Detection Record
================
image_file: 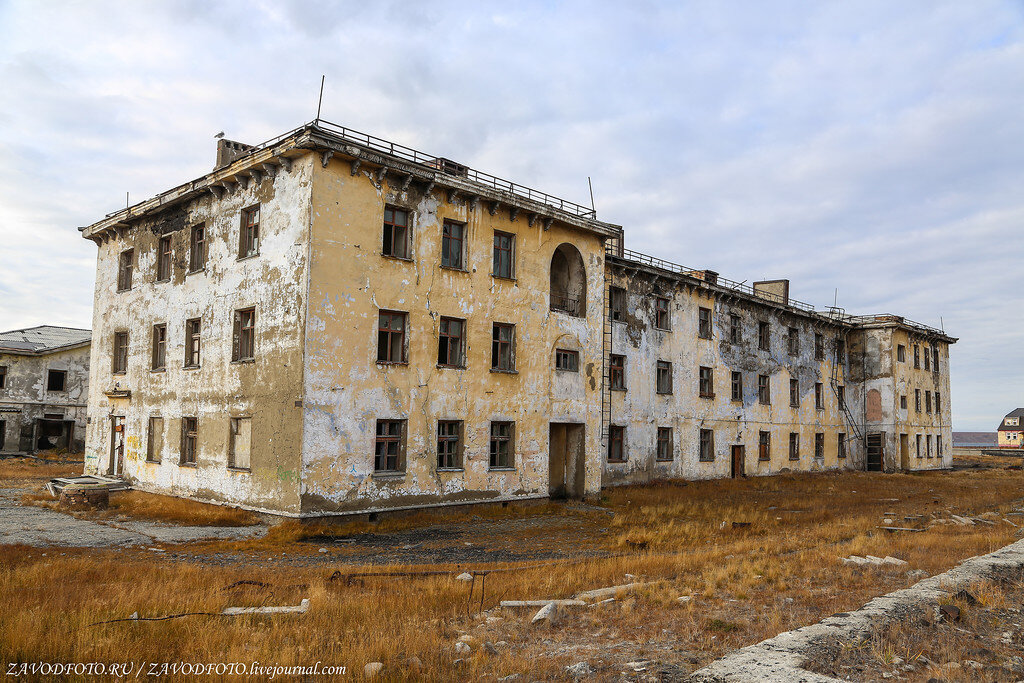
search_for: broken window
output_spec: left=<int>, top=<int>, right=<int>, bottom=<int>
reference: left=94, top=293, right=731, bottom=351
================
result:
left=932, top=347, right=940, bottom=372
left=699, top=428, right=714, bottom=462
left=837, top=385, right=845, bottom=409
left=925, top=391, right=932, bottom=413
left=180, top=417, right=197, bottom=465
left=699, top=366, right=714, bottom=398
left=923, top=348, right=930, bottom=371
left=731, top=371, right=742, bottom=401
left=900, top=394, right=907, bottom=410
left=491, top=323, right=515, bottom=372
left=382, top=206, right=411, bottom=259
left=656, top=360, right=672, bottom=395
left=374, top=419, right=405, bottom=472
left=189, top=224, right=206, bottom=272
left=758, top=431, right=770, bottom=461
left=729, top=314, right=742, bottom=344
left=608, top=425, right=625, bottom=462
left=113, top=331, right=128, bottom=374
left=935, top=392, right=941, bottom=413
left=788, top=432, right=799, bottom=460
left=185, top=318, right=201, bottom=368
left=790, top=378, right=799, bottom=407
left=0, top=366, right=6, bottom=389
left=916, top=434, right=922, bottom=458
left=151, top=324, right=167, bottom=371
left=838, top=433, right=847, bottom=459
left=437, top=420, right=463, bottom=469
left=758, top=321, right=770, bottom=350
left=549, top=244, right=586, bottom=316
left=654, top=297, right=670, bottom=330
left=814, top=333, right=824, bottom=361
left=814, top=432, right=824, bottom=460
left=147, top=416, right=163, bottom=463
left=440, top=219, right=464, bottom=269
left=897, top=344, right=906, bottom=362
left=229, top=417, right=252, bottom=470
left=915, top=389, right=921, bottom=412
left=698, top=307, right=712, bottom=339
left=610, top=354, right=626, bottom=390
left=555, top=349, right=579, bottom=372
left=787, top=327, right=799, bottom=356
left=157, top=235, right=172, bottom=282
left=835, top=337, right=846, bottom=362
left=926, top=434, right=933, bottom=458
left=492, top=231, right=515, bottom=279
left=656, top=427, right=673, bottom=461
left=489, top=421, right=514, bottom=468
left=239, top=205, right=260, bottom=258
left=610, top=286, right=626, bottom=322
left=377, top=310, right=407, bottom=364
left=46, top=369, right=66, bottom=392
left=815, top=382, right=823, bottom=410
left=233, top=307, right=256, bottom=362
left=117, top=249, right=134, bottom=291
left=437, top=317, right=465, bottom=368
left=758, top=374, right=770, bottom=405
left=913, top=345, right=920, bottom=369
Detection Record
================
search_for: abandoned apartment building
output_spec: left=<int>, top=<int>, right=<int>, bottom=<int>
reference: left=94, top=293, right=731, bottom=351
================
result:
left=77, top=121, right=956, bottom=517
left=0, top=325, right=91, bottom=454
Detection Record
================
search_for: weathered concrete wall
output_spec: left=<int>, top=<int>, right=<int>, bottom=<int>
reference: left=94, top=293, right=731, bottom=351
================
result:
left=299, top=158, right=606, bottom=513
left=0, top=346, right=90, bottom=453
left=604, top=264, right=857, bottom=484
left=82, top=155, right=313, bottom=514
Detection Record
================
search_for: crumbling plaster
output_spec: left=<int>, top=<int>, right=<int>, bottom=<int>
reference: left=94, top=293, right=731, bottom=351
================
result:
left=0, top=346, right=90, bottom=453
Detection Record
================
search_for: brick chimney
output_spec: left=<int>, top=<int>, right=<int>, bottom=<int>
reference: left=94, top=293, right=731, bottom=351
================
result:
left=215, top=138, right=253, bottom=169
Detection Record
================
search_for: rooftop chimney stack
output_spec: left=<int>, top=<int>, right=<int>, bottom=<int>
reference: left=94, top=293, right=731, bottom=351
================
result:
left=215, top=138, right=253, bottom=169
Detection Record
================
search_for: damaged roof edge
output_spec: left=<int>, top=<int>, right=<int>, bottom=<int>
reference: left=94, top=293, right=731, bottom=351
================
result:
left=79, top=121, right=623, bottom=242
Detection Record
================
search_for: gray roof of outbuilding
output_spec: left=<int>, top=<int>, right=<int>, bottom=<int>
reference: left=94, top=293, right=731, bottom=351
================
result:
left=0, top=325, right=92, bottom=355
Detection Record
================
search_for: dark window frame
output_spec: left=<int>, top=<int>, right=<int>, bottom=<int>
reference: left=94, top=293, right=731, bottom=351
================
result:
left=656, top=427, right=673, bottom=462
left=656, top=360, right=673, bottom=395
left=382, top=205, right=412, bottom=260
left=815, top=382, right=824, bottom=410
left=239, top=205, right=260, bottom=259
left=151, top=324, right=167, bottom=371
left=180, top=416, right=198, bottom=466
left=117, top=249, right=134, bottom=291
left=814, top=432, right=824, bottom=460
left=156, top=235, right=172, bottom=282
left=492, top=231, right=515, bottom=279
left=654, top=297, right=671, bottom=331
left=758, top=374, right=770, bottom=405
left=610, top=354, right=626, bottom=391
left=555, top=348, right=580, bottom=372
left=189, top=224, right=207, bottom=273
left=789, top=378, right=800, bottom=407
left=610, top=286, right=626, bottom=322
left=607, top=425, right=626, bottom=463
left=491, top=323, right=516, bottom=372
left=440, top=219, right=465, bottom=270
left=729, top=314, right=742, bottom=344
left=698, top=428, right=715, bottom=462
left=113, top=331, right=129, bottom=375
left=437, top=316, right=465, bottom=368
left=731, top=371, right=742, bottom=402
left=698, top=307, right=712, bottom=339
left=374, top=419, right=406, bottom=473
left=0, top=366, right=7, bottom=389
left=758, top=431, right=771, bottom=461
left=489, top=421, right=515, bottom=469
left=437, top=420, right=463, bottom=470
left=146, top=416, right=163, bottom=464
left=814, top=332, right=824, bottom=361
left=377, top=310, right=408, bottom=364
left=184, top=318, right=201, bottom=368
left=838, top=433, right=847, bottom=459
left=788, top=432, right=799, bottom=461
left=758, top=321, right=770, bottom=351
left=699, top=366, right=714, bottom=398
left=897, top=344, right=906, bottom=363
left=787, top=327, right=799, bottom=356
left=232, top=307, right=256, bottom=362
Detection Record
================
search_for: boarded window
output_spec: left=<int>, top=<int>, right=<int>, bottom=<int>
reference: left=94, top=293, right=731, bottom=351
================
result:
left=377, top=310, right=407, bottom=364
left=815, top=432, right=824, bottom=460
left=555, top=349, right=579, bottom=372
left=117, top=249, right=134, bottom=291
left=731, top=371, right=742, bottom=401
left=838, top=433, right=847, bottom=459
left=46, top=369, right=67, bottom=392
left=607, top=425, right=625, bottom=462
left=185, top=318, right=201, bottom=368
left=491, top=323, right=515, bottom=371
left=157, top=236, right=172, bottom=281
left=374, top=419, right=405, bottom=472
left=815, top=382, right=823, bottom=409
left=814, top=333, right=824, bottom=361
left=788, top=432, right=799, bottom=460
left=492, top=231, right=515, bottom=278
left=189, top=224, right=206, bottom=272
left=181, top=417, right=197, bottom=465
left=437, top=420, right=463, bottom=469
left=233, top=307, right=256, bottom=362
left=113, top=332, right=129, bottom=374
left=489, top=421, right=514, bottom=468
left=610, top=287, right=626, bottom=322
left=654, top=297, right=670, bottom=330
left=758, top=431, right=770, bottom=461
left=441, top=219, right=464, bottom=269
left=758, top=321, right=770, bottom=350
left=239, top=205, right=260, bottom=258
left=787, top=327, right=799, bottom=355
left=151, top=324, right=167, bottom=370
left=147, top=416, right=163, bottom=463
left=656, top=360, right=672, bottom=395
left=698, top=307, right=712, bottom=339
left=610, top=354, right=626, bottom=390
left=437, top=317, right=465, bottom=367
left=758, top=374, right=770, bottom=405
left=699, top=428, right=714, bottom=462
left=229, top=417, right=252, bottom=469
left=699, top=366, right=714, bottom=398
left=656, top=427, right=673, bottom=461
left=383, top=206, right=411, bottom=259
left=790, top=378, right=799, bottom=407
left=729, top=314, right=741, bottom=344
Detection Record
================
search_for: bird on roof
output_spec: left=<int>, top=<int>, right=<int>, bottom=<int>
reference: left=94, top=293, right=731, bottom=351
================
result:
left=215, top=131, right=225, bottom=138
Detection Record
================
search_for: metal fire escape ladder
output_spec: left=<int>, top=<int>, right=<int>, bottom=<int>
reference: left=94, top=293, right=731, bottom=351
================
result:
left=600, top=248, right=614, bottom=450
left=827, top=306, right=864, bottom=444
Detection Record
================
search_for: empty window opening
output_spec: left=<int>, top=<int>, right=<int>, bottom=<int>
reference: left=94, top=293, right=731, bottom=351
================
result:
left=837, top=385, right=846, bottom=409
left=555, top=348, right=579, bottom=372
left=549, top=243, right=587, bottom=316
left=915, top=389, right=921, bottom=412
left=440, top=219, right=464, bottom=269
left=233, top=307, right=256, bottom=362
left=654, top=297, right=670, bottom=330
left=374, top=419, right=406, bottom=472
left=377, top=310, right=407, bottom=364
left=239, top=205, right=260, bottom=258
left=923, top=348, right=930, bottom=371
left=925, top=391, right=932, bottom=413
left=932, top=347, right=940, bottom=371
left=814, top=332, right=824, bottom=361
left=935, top=392, right=941, bottom=413
left=489, top=421, right=514, bottom=468
left=656, top=427, right=673, bottom=461
left=916, top=434, right=923, bottom=458
left=900, top=394, right=908, bottom=410
left=0, top=366, right=7, bottom=389
left=838, top=433, right=847, bottom=459
left=926, top=434, right=933, bottom=458
left=437, top=317, right=465, bottom=368
left=382, top=206, right=411, bottom=259
left=46, top=369, right=67, bottom=392
left=491, top=323, right=515, bottom=371
left=437, top=420, right=463, bottom=469
left=609, top=286, right=626, bottom=322
left=229, top=417, right=252, bottom=469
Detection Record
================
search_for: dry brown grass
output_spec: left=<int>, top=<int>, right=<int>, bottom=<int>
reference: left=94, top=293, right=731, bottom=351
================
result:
left=0, top=458, right=80, bottom=484
left=2, top=468, right=1024, bottom=680
left=23, top=489, right=260, bottom=527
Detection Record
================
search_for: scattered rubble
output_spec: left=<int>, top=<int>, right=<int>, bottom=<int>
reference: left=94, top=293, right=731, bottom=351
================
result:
left=840, top=555, right=907, bottom=567
left=222, top=598, right=309, bottom=616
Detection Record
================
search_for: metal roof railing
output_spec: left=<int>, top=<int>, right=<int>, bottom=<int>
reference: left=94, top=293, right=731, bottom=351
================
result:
left=841, top=314, right=949, bottom=338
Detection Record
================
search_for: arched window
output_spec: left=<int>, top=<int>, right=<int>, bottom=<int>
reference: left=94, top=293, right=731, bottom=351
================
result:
left=549, top=244, right=587, bottom=317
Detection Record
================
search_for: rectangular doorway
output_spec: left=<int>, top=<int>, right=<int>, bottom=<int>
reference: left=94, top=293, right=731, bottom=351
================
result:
left=866, top=432, right=884, bottom=472
left=548, top=423, right=585, bottom=499
left=108, top=416, right=125, bottom=476
left=731, top=445, right=745, bottom=478
left=899, top=433, right=910, bottom=470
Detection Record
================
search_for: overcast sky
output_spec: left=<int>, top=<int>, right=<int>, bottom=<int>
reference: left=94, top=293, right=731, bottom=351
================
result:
left=1, top=1, right=1021, bottom=430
